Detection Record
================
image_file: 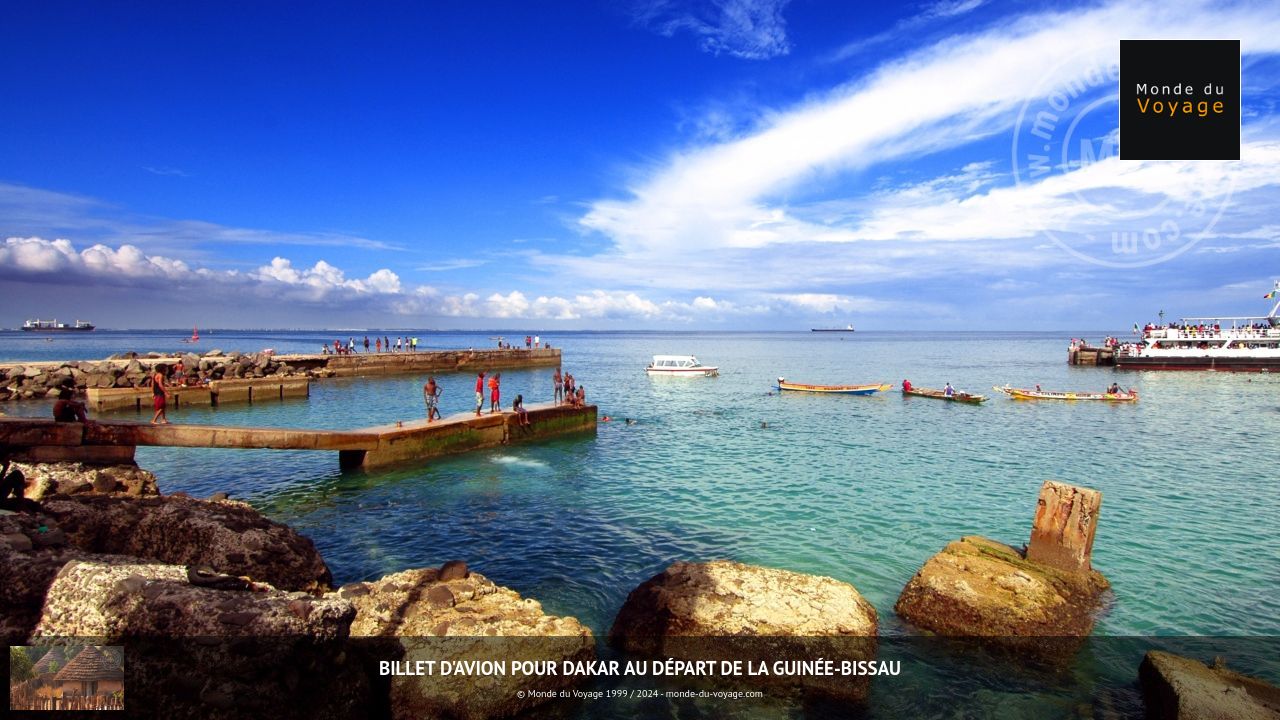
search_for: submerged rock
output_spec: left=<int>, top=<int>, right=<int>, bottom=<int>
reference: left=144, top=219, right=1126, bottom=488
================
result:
left=344, top=565, right=594, bottom=720
left=609, top=559, right=878, bottom=701
left=1140, top=650, right=1280, bottom=720
left=38, top=493, right=332, bottom=592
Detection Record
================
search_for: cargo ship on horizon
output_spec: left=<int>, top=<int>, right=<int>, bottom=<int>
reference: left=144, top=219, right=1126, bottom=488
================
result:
left=21, top=318, right=95, bottom=332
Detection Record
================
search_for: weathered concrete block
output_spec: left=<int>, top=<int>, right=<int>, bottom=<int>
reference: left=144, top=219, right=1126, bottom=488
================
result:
left=1027, top=480, right=1101, bottom=574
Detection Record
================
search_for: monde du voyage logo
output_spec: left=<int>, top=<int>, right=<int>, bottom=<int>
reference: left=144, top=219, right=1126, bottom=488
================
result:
left=1121, top=39, right=1241, bottom=161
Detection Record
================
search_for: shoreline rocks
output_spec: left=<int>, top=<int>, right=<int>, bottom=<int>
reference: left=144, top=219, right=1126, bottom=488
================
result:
left=1140, top=650, right=1280, bottom=720
left=609, top=559, right=878, bottom=701
left=14, top=461, right=158, bottom=499
left=38, top=493, right=333, bottom=593
left=344, top=563, right=595, bottom=720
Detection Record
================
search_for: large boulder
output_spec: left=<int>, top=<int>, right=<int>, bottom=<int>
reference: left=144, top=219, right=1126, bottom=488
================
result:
left=33, top=560, right=352, bottom=639
left=39, top=494, right=332, bottom=592
left=32, top=560, right=368, bottom=720
left=344, top=563, right=594, bottom=720
left=609, top=559, right=878, bottom=701
left=15, top=461, right=159, bottom=500
left=894, top=536, right=1108, bottom=656
left=1139, top=650, right=1280, bottom=720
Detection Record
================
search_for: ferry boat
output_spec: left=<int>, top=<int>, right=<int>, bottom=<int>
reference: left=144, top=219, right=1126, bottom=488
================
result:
left=21, top=319, right=95, bottom=332
left=645, top=355, right=719, bottom=377
left=811, top=324, right=855, bottom=332
left=1116, top=281, right=1280, bottom=371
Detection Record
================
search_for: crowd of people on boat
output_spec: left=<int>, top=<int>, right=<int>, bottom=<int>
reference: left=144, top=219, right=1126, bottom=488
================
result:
left=1138, top=321, right=1278, bottom=339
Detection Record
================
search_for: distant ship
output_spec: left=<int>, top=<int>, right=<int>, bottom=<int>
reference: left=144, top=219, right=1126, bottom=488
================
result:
left=811, top=324, right=855, bottom=332
left=22, top=318, right=95, bottom=332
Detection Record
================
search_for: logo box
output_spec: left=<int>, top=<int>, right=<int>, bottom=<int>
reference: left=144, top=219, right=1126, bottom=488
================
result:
left=1120, top=39, right=1240, bottom=160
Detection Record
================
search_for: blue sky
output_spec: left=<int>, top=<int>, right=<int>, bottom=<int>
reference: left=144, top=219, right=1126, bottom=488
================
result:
left=2, top=0, right=1279, bottom=329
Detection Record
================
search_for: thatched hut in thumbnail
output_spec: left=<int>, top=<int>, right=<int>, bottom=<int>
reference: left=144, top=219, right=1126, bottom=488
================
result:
left=27, top=646, right=69, bottom=698
left=52, top=646, right=123, bottom=697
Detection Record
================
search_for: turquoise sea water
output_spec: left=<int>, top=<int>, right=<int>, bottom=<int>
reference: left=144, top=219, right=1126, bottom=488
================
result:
left=4, top=329, right=1278, bottom=717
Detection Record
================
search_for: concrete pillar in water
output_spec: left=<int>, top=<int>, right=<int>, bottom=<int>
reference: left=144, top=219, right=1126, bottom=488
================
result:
left=1026, top=480, right=1102, bottom=573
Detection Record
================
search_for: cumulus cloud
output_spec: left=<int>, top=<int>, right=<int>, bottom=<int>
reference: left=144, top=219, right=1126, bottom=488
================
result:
left=634, top=0, right=792, bottom=59
left=0, top=236, right=749, bottom=323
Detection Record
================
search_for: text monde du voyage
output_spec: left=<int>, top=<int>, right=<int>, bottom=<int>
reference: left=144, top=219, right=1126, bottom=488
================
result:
left=1134, top=82, right=1229, bottom=118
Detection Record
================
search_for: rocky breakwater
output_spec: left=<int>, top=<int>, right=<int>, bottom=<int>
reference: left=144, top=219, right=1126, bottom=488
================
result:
left=0, top=349, right=317, bottom=401
left=609, top=559, right=879, bottom=702
left=895, top=480, right=1110, bottom=661
left=342, top=562, right=595, bottom=720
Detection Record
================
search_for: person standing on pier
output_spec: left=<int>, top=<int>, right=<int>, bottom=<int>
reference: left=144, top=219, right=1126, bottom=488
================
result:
left=475, top=371, right=485, bottom=416
left=364, top=336, right=370, bottom=353
left=489, top=373, right=501, bottom=414
left=150, top=364, right=169, bottom=424
left=553, top=368, right=563, bottom=405
left=376, top=337, right=382, bottom=353
left=424, top=377, right=441, bottom=422
left=534, top=335, right=540, bottom=348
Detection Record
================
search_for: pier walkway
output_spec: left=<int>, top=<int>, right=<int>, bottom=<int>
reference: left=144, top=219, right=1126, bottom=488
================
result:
left=0, top=402, right=596, bottom=470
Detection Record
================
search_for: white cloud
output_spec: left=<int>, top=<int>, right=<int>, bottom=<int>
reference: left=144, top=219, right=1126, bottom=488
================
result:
left=0, top=182, right=401, bottom=253
left=0, top=236, right=745, bottom=323
left=574, top=0, right=1280, bottom=293
left=634, top=0, right=792, bottom=60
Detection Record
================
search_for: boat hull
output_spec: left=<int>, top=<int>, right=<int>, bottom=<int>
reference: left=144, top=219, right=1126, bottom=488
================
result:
left=777, top=382, right=890, bottom=395
left=645, top=368, right=719, bottom=377
left=21, top=326, right=94, bottom=332
left=994, top=386, right=1137, bottom=402
left=1116, top=355, right=1280, bottom=372
left=902, top=388, right=985, bottom=404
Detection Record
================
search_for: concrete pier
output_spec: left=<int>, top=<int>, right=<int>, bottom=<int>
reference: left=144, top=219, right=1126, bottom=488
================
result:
left=0, top=402, right=595, bottom=470
left=1067, top=344, right=1116, bottom=366
left=86, top=378, right=310, bottom=413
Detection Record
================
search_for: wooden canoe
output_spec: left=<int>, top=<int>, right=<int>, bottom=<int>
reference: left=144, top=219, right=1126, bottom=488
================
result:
left=902, top=387, right=986, bottom=404
left=993, top=386, right=1138, bottom=402
left=777, top=381, right=891, bottom=395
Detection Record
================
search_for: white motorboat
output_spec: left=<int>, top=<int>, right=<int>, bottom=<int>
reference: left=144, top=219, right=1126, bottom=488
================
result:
left=645, top=355, right=719, bottom=377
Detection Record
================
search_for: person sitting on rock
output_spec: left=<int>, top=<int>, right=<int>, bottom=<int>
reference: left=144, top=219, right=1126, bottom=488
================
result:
left=512, top=394, right=530, bottom=427
left=52, top=387, right=88, bottom=423
left=0, top=453, right=37, bottom=513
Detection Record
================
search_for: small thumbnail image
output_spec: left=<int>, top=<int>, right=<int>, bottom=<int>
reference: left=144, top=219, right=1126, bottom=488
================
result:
left=9, top=644, right=124, bottom=711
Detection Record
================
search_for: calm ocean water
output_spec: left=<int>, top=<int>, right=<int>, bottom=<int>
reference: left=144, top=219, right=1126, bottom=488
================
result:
left=3, top=329, right=1278, bottom=717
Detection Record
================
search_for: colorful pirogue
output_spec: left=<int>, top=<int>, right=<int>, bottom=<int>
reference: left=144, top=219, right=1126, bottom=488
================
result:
left=776, top=379, right=892, bottom=395
left=902, top=386, right=986, bottom=404
left=993, top=385, right=1138, bottom=402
